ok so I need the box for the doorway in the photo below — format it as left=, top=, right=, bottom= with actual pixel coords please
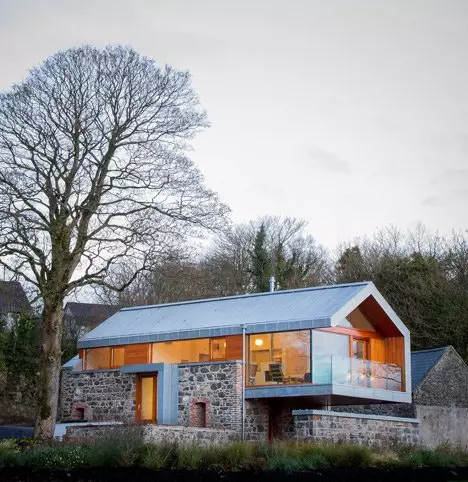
left=136, top=373, right=158, bottom=423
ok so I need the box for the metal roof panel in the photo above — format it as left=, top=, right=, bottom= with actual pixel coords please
left=78, top=282, right=369, bottom=348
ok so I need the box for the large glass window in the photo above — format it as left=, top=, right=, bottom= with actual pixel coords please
left=84, top=336, right=241, bottom=370
left=152, top=336, right=239, bottom=364
left=85, top=347, right=111, bottom=370
left=247, top=330, right=310, bottom=386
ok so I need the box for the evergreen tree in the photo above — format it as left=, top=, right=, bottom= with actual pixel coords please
left=249, top=223, right=271, bottom=292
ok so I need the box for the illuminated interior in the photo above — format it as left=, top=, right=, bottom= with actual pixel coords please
left=84, top=335, right=240, bottom=369
left=81, top=303, right=404, bottom=391
left=247, top=330, right=311, bottom=386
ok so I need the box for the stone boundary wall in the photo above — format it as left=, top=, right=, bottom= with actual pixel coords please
left=144, top=425, right=238, bottom=445
left=416, top=406, right=468, bottom=450
left=60, top=369, right=137, bottom=422
left=65, top=424, right=238, bottom=445
left=293, top=410, right=420, bottom=447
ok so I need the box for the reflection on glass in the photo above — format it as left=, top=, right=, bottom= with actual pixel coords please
left=112, top=347, right=125, bottom=368
left=337, top=307, right=376, bottom=331
left=247, top=330, right=310, bottom=386
left=210, top=338, right=226, bottom=359
left=312, top=331, right=350, bottom=384
left=151, top=336, right=239, bottom=364
left=85, top=347, right=111, bottom=370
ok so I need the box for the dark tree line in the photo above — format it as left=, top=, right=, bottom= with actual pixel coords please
left=336, top=227, right=468, bottom=361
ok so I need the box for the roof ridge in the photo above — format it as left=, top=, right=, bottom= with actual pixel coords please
left=120, top=281, right=371, bottom=312
left=412, top=346, right=449, bottom=355
left=66, top=301, right=116, bottom=306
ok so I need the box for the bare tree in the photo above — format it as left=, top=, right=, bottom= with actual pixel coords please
left=0, top=45, right=228, bottom=438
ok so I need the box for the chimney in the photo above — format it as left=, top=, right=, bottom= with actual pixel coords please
left=269, top=275, right=276, bottom=292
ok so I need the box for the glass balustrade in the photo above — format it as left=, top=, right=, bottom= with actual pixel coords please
left=312, top=354, right=402, bottom=391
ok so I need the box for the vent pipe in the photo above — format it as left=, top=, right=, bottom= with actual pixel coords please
left=269, top=275, right=276, bottom=292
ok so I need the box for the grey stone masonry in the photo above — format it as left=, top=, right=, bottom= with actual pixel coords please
left=294, top=410, right=420, bottom=447
left=65, top=424, right=238, bottom=446
left=415, top=347, right=468, bottom=407
left=60, top=369, right=137, bottom=422
left=145, top=425, right=238, bottom=445
left=178, top=361, right=243, bottom=432
left=244, top=399, right=269, bottom=441
left=331, top=402, right=416, bottom=418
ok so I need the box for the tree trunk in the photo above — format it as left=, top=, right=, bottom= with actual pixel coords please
left=33, top=300, right=63, bottom=440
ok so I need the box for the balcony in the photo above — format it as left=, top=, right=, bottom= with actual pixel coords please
left=312, top=355, right=402, bottom=391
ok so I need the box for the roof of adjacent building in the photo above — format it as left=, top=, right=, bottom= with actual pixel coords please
left=0, top=281, right=29, bottom=315
left=64, top=302, right=119, bottom=329
left=78, top=282, right=372, bottom=349
left=411, top=346, right=447, bottom=388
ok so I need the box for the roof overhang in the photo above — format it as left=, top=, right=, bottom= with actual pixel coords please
left=77, top=317, right=332, bottom=349
left=330, top=282, right=409, bottom=337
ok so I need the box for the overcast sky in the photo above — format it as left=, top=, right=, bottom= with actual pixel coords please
left=1, top=0, right=467, bottom=248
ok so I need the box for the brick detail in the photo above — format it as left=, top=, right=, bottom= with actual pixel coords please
left=70, top=402, right=92, bottom=421
left=190, top=398, right=210, bottom=428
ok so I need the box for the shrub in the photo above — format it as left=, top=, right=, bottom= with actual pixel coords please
left=0, top=439, right=19, bottom=455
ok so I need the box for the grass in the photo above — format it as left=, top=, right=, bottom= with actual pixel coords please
left=0, top=436, right=467, bottom=472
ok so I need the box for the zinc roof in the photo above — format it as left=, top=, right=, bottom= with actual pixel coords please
left=78, top=282, right=369, bottom=349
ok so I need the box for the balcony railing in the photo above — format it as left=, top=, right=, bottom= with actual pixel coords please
left=312, top=355, right=402, bottom=391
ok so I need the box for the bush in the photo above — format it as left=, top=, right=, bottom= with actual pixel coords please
left=0, top=439, right=19, bottom=455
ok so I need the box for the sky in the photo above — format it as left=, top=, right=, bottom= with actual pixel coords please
left=0, top=0, right=467, bottom=249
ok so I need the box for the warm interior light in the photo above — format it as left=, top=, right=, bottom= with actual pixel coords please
left=254, top=338, right=264, bottom=347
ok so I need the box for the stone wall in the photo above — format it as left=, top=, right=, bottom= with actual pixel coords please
left=331, top=402, right=416, bottom=418
left=293, top=410, right=420, bottom=447
left=65, top=424, right=238, bottom=445
left=244, top=399, right=269, bottom=441
left=414, top=348, right=468, bottom=407
left=145, top=425, right=238, bottom=445
left=59, top=369, right=136, bottom=422
left=416, top=406, right=468, bottom=450
left=178, top=361, right=243, bottom=432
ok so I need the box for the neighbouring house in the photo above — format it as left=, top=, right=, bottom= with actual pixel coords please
left=61, top=281, right=424, bottom=445
left=63, top=302, right=119, bottom=344
left=0, top=280, right=29, bottom=330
